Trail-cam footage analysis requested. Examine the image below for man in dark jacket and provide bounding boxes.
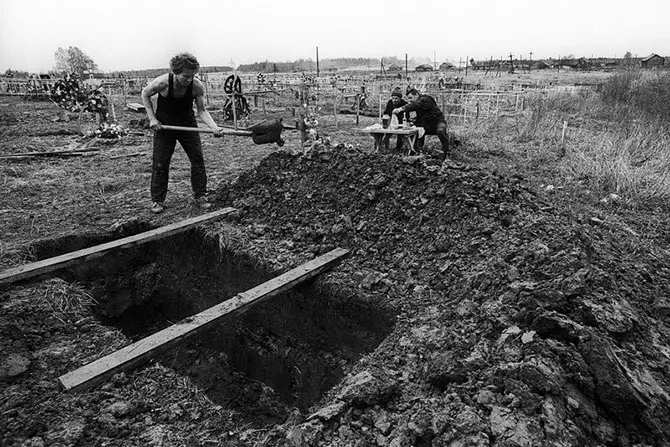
[392,88,450,158]
[382,87,407,151]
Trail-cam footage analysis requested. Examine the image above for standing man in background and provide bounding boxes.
[141,52,224,214]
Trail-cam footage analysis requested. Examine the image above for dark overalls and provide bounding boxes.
[151,74,206,203]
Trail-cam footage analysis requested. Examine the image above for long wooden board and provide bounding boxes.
[0,208,237,287]
[0,146,100,159]
[126,102,145,112]
[58,247,350,393]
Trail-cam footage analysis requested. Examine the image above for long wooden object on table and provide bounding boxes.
[0,208,237,287]
[58,247,350,393]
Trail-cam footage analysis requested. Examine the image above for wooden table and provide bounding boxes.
[357,126,423,154]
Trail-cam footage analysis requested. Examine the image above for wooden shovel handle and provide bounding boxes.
[160,125,252,136]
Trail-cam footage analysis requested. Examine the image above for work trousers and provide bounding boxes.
[414,122,450,157]
[383,134,405,152]
[151,129,207,203]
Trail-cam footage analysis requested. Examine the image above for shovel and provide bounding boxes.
[160,118,285,146]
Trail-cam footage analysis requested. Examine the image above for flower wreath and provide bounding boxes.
[50,74,109,120]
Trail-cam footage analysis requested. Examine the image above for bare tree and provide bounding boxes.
[54,46,97,76]
[624,51,633,66]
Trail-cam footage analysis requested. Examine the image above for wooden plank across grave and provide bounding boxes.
[58,247,350,393]
[0,208,237,287]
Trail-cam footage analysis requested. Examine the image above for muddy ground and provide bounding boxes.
[1,92,670,447]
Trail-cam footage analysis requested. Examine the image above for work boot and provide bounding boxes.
[150,202,164,214]
[413,138,424,155]
[193,195,211,210]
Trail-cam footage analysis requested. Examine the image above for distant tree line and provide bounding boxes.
[108,66,234,79]
[236,57,438,73]
[237,57,381,73]
[2,69,34,78]
[469,54,650,71]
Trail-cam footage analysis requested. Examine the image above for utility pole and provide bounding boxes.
[509,53,514,73]
[405,53,408,79]
[316,46,319,77]
[529,51,533,72]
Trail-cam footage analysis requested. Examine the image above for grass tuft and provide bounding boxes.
[35,278,98,323]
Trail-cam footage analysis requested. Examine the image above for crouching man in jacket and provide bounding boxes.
[392,88,450,158]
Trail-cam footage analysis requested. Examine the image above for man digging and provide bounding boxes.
[141,52,225,214]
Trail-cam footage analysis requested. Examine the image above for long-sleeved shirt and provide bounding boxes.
[402,94,446,132]
[383,98,407,123]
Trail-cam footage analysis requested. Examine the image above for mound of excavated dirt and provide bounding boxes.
[213,145,670,446]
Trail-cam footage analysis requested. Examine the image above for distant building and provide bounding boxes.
[439,62,456,71]
[599,59,620,69]
[640,53,665,68]
[415,64,434,72]
[531,61,550,70]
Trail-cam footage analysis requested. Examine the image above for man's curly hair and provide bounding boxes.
[170,53,200,74]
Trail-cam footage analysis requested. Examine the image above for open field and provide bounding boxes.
[2,69,670,446]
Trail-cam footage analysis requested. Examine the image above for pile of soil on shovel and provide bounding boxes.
[211,145,670,446]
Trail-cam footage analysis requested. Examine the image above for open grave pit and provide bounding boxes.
[30,228,394,426]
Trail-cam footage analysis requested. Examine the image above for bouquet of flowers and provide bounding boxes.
[303,107,320,143]
[94,122,127,139]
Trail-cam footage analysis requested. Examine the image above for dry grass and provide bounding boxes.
[565,119,670,201]
[34,277,98,323]
[462,72,670,207]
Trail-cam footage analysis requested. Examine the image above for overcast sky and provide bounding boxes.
[1,0,668,73]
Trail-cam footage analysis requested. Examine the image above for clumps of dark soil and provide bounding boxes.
[213,146,670,446]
